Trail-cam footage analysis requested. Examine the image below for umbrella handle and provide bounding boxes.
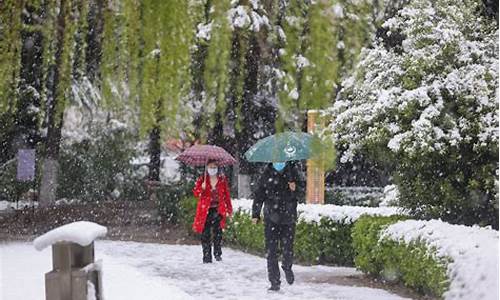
[203,161,208,190]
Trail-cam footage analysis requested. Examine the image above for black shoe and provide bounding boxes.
[268,284,280,292]
[215,256,222,262]
[283,268,294,285]
[203,258,212,263]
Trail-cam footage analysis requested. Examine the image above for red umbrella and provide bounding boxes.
[175,144,237,166]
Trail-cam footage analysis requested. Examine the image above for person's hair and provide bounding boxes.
[207,159,218,165]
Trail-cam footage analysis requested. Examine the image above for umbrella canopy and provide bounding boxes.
[175,144,237,166]
[244,131,320,163]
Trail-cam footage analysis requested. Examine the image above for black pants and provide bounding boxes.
[265,221,295,286]
[201,208,222,262]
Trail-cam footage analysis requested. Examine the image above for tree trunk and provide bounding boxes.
[39,157,59,205]
[14,3,44,151]
[86,0,104,83]
[191,0,212,141]
[148,51,162,182]
[148,125,161,182]
[39,0,68,207]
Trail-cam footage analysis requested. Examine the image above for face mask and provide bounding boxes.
[272,162,286,172]
[207,167,218,176]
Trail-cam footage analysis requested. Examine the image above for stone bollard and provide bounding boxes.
[34,221,107,300]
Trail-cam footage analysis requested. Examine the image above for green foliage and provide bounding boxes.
[157,181,193,224]
[276,0,308,130]
[178,195,198,232]
[295,217,355,265]
[140,0,194,135]
[101,0,130,110]
[300,0,338,110]
[395,149,499,228]
[100,0,194,136]
[225,211,355,265]
[311,129,337,171]
[352,215,408,273]
[203,0,233,120]
[225,211,266,254]
[352,215,449,297]
[54,0,80,123]
[277,0,379,130]
[0,0,22,113]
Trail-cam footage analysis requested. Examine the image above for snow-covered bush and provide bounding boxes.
[353,215,449,297]
[382,220,499,300]
[353,216,499,299]
[225,210,356,265]
[379,184,399,207]
[223,199,406,265]
[58,123,139,202]
[330,0,499,227]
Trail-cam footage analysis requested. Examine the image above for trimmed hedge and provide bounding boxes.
[224,210,355,266]
[352,215,450,297]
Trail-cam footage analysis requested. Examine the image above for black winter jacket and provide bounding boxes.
[252,163,301,224]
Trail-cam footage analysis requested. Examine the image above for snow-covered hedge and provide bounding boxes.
[225,199,406,265]
[353,216,499,299]
[382,220,499,300]
[325,186,385,206]
[232,199,405,223]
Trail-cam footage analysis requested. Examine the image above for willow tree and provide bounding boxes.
[201,0,233,138]
[39,0,81,206]
[100,0,194,181]
[276,0,381,130]
[0,0,23,162]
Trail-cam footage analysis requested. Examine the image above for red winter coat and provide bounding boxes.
[192,174,233,233]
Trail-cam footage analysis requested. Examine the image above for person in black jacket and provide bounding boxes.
[252,161,301,292]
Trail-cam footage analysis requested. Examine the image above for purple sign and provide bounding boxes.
[17,149,36,182]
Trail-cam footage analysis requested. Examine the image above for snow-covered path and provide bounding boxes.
[1,240,410,300]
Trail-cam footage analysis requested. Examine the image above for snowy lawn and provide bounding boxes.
[1,240,411,300]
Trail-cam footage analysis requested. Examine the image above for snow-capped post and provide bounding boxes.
[33,221,107,300]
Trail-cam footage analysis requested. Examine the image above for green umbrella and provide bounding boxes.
[244,131,320,162]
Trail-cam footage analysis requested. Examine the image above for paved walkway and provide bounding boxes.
[1,240,412,300]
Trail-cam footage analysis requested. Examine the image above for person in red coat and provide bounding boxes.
[192,159,233,263]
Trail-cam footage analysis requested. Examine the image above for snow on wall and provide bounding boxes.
[381,219,499,300]
[232,199,405,224]
[33,221,108,251]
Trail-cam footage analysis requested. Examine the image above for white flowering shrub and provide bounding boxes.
[329,0,498,227]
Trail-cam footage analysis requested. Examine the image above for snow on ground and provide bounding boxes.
[233,199,405,223]
[33,221,107,251]
[381,220,499,300]
[0,240,411,300]
[0,200,36,210]
[0,198,80,211]
[0,242,190,300]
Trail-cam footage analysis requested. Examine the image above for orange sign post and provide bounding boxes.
[306,110,325,204]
